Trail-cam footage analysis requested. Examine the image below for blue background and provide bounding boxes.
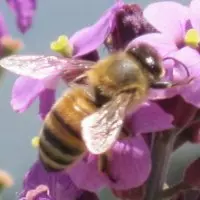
[0,0,199,199]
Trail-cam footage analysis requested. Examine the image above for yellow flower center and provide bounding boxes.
[31,136,39,148]
[50,35,73,57]
[184,28,200,48]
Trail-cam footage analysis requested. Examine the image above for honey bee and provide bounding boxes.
[0,43,173,181]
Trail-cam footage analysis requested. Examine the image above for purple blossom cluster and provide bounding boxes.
[3,0,200,199]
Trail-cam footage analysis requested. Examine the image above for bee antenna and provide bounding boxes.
[163,57,190,78]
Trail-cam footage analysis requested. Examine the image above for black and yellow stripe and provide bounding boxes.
[39,88,98,171]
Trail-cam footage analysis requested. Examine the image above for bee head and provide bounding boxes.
[128,43,165,81]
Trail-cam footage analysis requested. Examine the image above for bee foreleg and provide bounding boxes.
[98,153,117,183]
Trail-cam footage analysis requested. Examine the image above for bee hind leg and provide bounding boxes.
[98,154,117,183]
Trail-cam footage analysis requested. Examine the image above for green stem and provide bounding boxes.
[144,109,196,200]
[144,131,177,200]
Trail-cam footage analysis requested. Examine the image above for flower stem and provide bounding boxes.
[144,131,177,200]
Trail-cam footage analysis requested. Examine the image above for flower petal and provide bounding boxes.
[112,185,144,200]
[143,1,188,43]
[168,47,200,107]
[11,76,45,113]
[19,161,83,200]
[169,47,200,78]
[127,33,177,58]
[126,101,174,135]
[189,0,200,32]
[157,95,198,127]
[69,136,151,190]
[181,79,200,108]
[107,136,151,189]
[70,2,121,57]
[6,0,37,33]
[149,47,200,101]
[68,156,106,192]
[184,158,200,188]
[39,89,55,120]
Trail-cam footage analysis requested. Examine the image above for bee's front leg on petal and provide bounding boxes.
[98,153,117,183]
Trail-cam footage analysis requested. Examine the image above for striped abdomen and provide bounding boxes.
[39,87,98,171]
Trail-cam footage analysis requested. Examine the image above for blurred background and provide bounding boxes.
[0,0,198,199]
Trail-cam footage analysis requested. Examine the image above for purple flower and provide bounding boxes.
[143,1,189,48]
[10,0,155,119]
[138,1,200,107]
[123,0,200,113]
[184,157,200,189]
[112,185,144,200]
[18,161,99,200]
[125,0,200,144]
[12,76,58,119]
[10,1,120,118]
[6,0,37,33]
[11,34,100,119]
[10,0,157,119]
[68,136,152,191]
[61,103,173,191]
[104,2,157,52]
[11,1,175,192]
[21,103,173,196]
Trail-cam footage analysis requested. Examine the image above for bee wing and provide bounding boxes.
[81,94,133,154]
[0,55,95,80]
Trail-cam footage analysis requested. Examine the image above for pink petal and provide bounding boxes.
[168,47,200,107]
[70,2,122,57]
[19,161,83,200]
[168,47,200,78]
[112,185,144,200]
[126,101,174,135]
[7,0,37,33]
[181,79,200,108]
[143,2,188,44]
[69,136,151,191]
[190,0,200,32]
[39,89,55,120]
[107,136,151,189]
[68,156,106,192]
[127,33,177,58]
[149,47,200,101]
[184,158,200,188]
[148,87,179,101]
[11,76,45,113]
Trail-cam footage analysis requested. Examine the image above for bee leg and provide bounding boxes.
[98,154,117,183]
